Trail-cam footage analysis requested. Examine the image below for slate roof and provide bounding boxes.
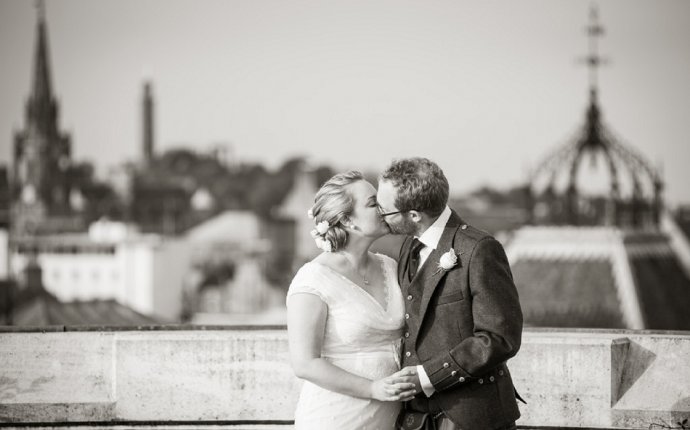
[506,226,690,330]
[675,212,690,242]
[630,255,690,330]
[5,282,161,327]
[512,259,626,328]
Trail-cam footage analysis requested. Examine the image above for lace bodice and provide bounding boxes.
[287,253,405,361]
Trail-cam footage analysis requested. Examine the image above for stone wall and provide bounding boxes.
[1,327,689,429]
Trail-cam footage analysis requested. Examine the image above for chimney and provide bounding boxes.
[142,81,154,164]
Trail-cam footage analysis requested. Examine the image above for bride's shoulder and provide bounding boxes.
[291,260,322,281]
[287,262,327,301]
[291,256,336,283]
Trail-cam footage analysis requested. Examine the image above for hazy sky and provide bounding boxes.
[1,0,689,204]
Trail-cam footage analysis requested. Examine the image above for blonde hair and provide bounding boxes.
[310,171,364,252]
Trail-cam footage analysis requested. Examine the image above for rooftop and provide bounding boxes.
[0,326,688,429]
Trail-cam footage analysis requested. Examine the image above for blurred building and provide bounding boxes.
[3,3,335,327]
[7,255,160,326]
[449,188,530,240]
[507,7,690,330]
[664,206,690,278]
[8,3,126,238]
[126,82,196,235]
[507,227,690,329]
[0,167,9,279]
[180,162,326,325]
[10,3,83,235]
[274,164,320,267]
[9,219,191,321]
[0,168,12,324]
[183,210,285,325]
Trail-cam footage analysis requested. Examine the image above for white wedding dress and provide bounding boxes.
[287,253,405,430]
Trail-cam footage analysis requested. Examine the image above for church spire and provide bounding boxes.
[582,5,607,98]
[12,0,73,234]
[30,0,54,106]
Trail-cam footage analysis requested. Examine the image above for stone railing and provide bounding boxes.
[1,326,689,429]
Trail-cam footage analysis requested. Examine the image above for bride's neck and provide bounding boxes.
[338,237,373,269]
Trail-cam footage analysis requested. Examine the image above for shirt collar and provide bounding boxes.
[416,205,452,250]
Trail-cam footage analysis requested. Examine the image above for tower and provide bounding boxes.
[528,6,663,228]
[142,81,154,164]
[508,6,690,331]
[12,1,73,234]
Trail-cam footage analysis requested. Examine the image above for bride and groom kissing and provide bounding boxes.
[287,157,524,430]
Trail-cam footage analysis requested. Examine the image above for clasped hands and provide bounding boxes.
[370,366,420,402]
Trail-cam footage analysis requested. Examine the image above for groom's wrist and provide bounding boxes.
[424,352,471,392]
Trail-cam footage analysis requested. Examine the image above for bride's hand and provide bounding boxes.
[369,369,417,402]
[388,366,421,387]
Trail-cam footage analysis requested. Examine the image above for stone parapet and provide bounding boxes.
[1,327,689,429]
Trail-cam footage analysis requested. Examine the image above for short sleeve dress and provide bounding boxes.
[286,253,405,430]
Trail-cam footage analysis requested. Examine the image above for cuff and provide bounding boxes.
[416,365,435,397]
[423,351,473,392]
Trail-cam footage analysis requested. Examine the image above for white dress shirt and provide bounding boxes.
[412,205,452,397]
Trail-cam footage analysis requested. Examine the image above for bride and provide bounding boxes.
[286,171,416,429]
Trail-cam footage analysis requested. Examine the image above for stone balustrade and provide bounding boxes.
[1,326,689,429]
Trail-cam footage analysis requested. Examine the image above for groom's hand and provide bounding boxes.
[388,366,421,396]
[370,369,417,402]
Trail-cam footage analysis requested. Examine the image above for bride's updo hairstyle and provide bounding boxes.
[309,170,364,252]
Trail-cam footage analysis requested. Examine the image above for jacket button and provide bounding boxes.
[443,362,449,368]
[498,370,504,376]
[478,378,484,384]
[404,332,410,338]
[489,376,495,382]
[459,377,465,383]
[407,295,413,301]
[461,224,468,230]
[451,371,457,377]
[405,313,409,320]
[406,352,411,357]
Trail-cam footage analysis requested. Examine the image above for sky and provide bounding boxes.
[1,0,689,205]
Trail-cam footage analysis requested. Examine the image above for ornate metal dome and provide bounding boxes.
[527,7,663,228]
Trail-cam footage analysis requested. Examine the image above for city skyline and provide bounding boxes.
[1,0,689,205]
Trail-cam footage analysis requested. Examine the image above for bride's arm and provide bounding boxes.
[287,293,415,401]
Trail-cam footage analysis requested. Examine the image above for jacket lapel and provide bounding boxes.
[398,236,413,287]
[412,210,465,330]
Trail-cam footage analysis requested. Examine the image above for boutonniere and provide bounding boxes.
[433,248,461,275]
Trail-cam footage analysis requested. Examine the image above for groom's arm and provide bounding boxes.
[422,236,523,392]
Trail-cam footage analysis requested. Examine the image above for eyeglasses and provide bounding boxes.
[377,204,410,218]
[379,209,406,217]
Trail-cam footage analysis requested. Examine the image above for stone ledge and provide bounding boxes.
[1,325,688,334]
[1,328,689,429]
[0,425,291,430]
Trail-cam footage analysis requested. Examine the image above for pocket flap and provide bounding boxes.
[436,291,464,305]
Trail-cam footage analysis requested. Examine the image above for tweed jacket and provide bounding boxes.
[398,209,523,429]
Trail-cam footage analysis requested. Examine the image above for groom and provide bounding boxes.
[377,158,523,430]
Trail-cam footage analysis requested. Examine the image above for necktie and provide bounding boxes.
[408,238,425,282]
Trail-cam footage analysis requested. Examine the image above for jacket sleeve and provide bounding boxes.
[422,237,523,392]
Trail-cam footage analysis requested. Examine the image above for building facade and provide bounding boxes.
[9,219,191,320]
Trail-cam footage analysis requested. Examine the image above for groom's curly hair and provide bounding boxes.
[380,158,449,218]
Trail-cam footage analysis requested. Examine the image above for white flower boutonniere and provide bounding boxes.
[434,248,459,275]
